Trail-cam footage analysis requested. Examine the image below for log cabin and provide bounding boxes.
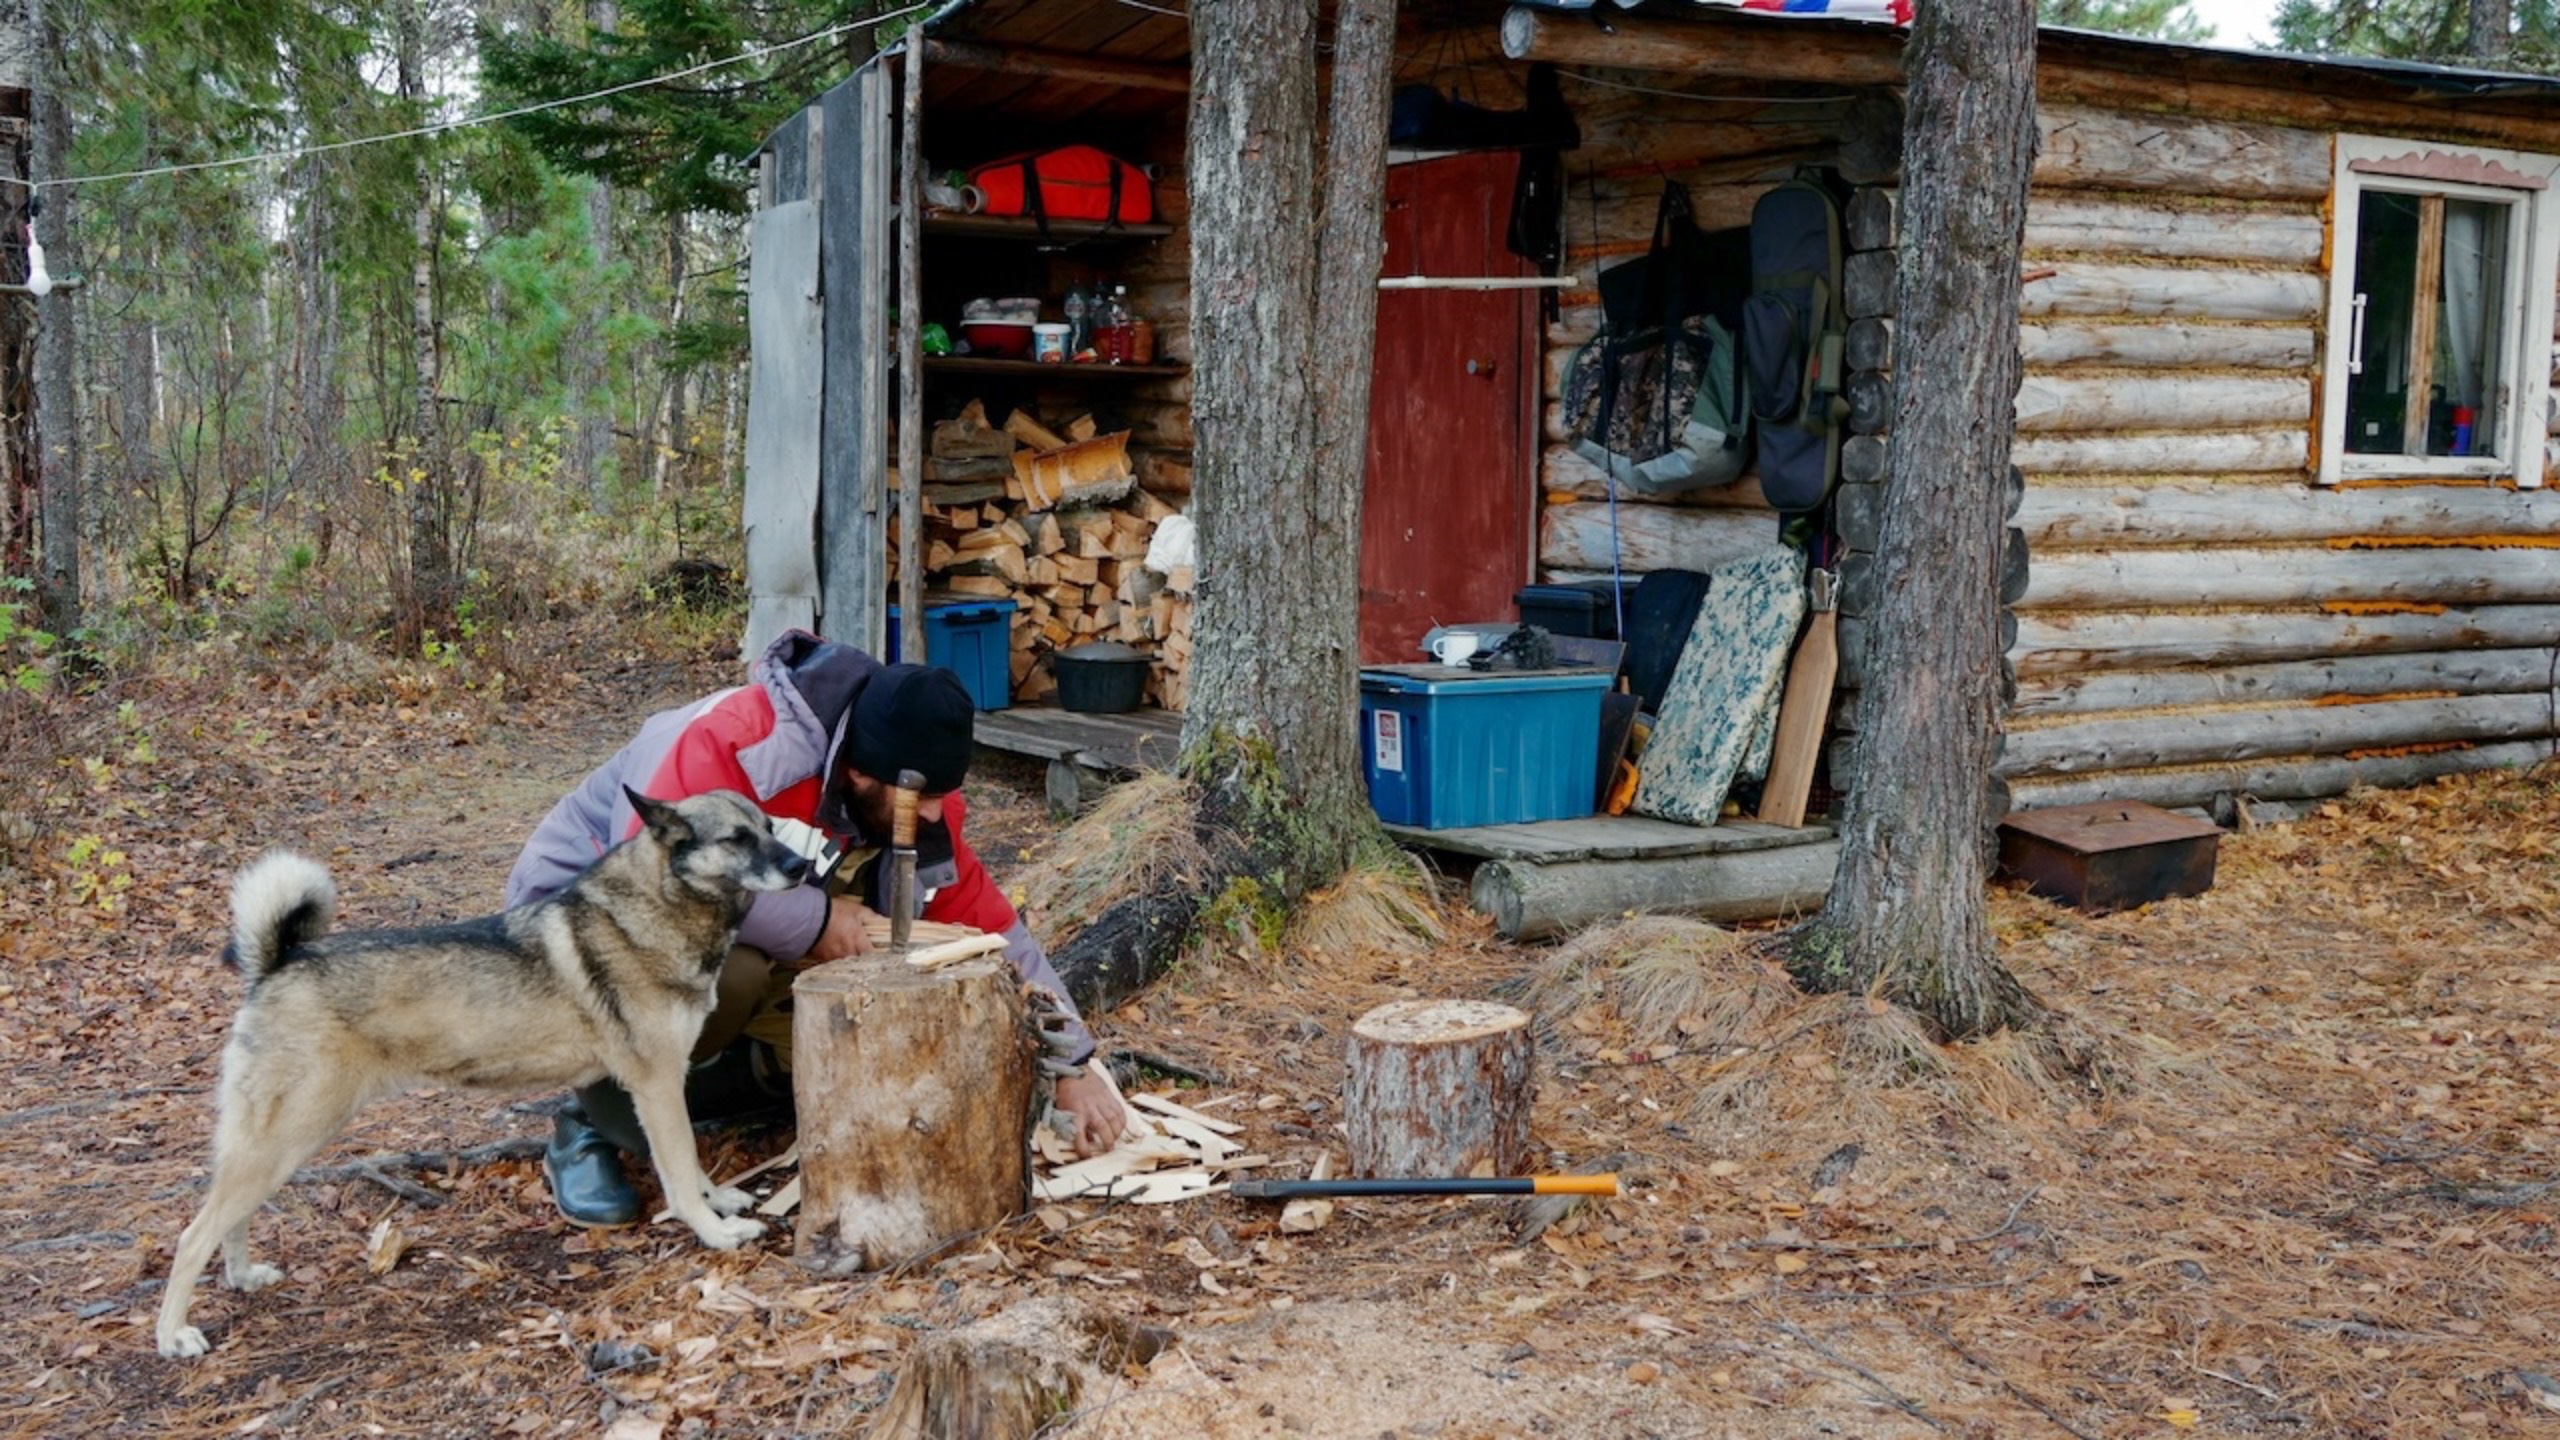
[744,0,2560,841]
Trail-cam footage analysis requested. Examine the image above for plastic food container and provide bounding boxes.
[1032,323,1071,364]
[960,321,1035,359]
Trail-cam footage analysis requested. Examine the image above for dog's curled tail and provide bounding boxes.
[225,852,337,980]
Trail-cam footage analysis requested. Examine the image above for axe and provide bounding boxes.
[887,768,924,952]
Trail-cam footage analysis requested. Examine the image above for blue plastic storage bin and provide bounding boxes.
[1359,667,1612,829]
[886,599,1016,711]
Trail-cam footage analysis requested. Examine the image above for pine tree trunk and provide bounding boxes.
[2468,0,2512,62]
[1053,0,1400,1007]
[1788,0,2043,1040]
[1180,0,1395,883]
[31,0,79,633]
[654,210,688,498]
[399,0,451,633]
[569,0,618,502]
[0,87,31,587]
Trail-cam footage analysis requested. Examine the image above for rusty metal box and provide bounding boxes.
[1996,800,2222,914]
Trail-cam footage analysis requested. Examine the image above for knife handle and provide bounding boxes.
[891,768,925,848]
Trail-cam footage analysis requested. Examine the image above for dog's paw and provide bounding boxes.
[226,1261,284,1293]
[691,1214,766,1250]
[158,1325,211,1360]
[706,1184,755,1215]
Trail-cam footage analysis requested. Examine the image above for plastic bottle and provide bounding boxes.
[2451,406,2475,457]
[1063,286,1092,356]
[1102,284,1135,365]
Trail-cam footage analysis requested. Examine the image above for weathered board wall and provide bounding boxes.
[1830,99,2560,818]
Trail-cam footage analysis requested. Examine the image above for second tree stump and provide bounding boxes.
[1344,998,1534,1178]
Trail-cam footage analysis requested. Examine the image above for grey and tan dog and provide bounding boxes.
[157,788,806,1359]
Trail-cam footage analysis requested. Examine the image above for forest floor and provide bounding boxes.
[5,613,2560,1439]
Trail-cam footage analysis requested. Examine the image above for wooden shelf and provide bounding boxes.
[922,212,1174,242]
[923,356,1187,380]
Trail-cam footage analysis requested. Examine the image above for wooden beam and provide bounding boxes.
[2402,194,2447,458]
[2003,691,2556,778]
[2012,428,2307,476]
[897,44,926,665]
[2020,262,2323,322]
[2022,545,2560,611]
[2009,603,2560,677]
[2014,374,2310,433]
[2020,322,2314,371]
[2007,739,2551,816]
[2011,646,2560,719]
[1499,4,1904,88]
[924,39,1190,93]
[2015,479,2560,547]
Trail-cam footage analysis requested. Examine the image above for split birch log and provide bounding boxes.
[790,954,1032,1274]
[865,1298,1174,1440]
[2011,603,2560,676]
[1344,1000,1534,1179]
[1473,841,1841,941]
[1013,431,1136,512]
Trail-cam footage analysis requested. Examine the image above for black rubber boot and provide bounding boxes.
[685,1039,792,1125]
[543,1102,641,1229]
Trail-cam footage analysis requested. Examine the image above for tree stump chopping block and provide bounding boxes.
[1344,999,1534,1179]
[790,954,1032,1274]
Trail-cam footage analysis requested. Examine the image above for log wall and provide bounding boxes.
[1947,102,2560,817]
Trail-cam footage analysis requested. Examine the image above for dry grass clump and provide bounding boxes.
[1014,771,1210,943]
[1288,848,1451,968]
[1521,915,1788,1048]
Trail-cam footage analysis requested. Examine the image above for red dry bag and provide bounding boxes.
[971,146,1154,229]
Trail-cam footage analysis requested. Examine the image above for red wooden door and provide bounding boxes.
[1359,152,1539,664]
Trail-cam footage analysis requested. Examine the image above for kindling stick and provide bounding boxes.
[1232,1174,1620,1200]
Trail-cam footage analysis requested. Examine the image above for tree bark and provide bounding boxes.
[1787,0,2044,1039]
[653,209,689,497]
[31,0,79,632]
[569,0,618,503]
[399,0,451,634]
[0,68,31,587]
[1179,0,1395,882]
[2468,0,2512,64]
[1049,0,1400,1008]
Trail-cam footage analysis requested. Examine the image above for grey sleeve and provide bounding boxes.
[1003,920,1096,1065]
[735,883,831,961]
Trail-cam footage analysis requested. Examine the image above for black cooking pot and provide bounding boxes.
[1052,641,1153,713]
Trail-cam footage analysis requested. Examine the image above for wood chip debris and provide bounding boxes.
[1033,1076,1242,1205]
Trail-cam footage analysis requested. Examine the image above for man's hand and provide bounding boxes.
[802,898,881,965]
[1052,1069,1129,1158]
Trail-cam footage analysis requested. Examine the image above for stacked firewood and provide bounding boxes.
[890,399,1197,709]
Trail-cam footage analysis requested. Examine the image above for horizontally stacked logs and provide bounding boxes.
[890,398,1196,708]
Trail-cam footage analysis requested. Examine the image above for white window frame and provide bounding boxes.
[2319,135,2560,488]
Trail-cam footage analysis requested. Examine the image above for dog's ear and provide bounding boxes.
[624,786,689,842]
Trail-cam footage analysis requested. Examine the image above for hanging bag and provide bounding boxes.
[1561,184,1751,496]
[1741,169,1851,516]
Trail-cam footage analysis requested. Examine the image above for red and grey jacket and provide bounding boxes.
[505,630,1092,1060]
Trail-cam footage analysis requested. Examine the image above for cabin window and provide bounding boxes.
[2320,137,2560,488]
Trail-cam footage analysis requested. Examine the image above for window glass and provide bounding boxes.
[2342,189,2513,460]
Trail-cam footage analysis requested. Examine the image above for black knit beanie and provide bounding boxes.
[840,664,976,794]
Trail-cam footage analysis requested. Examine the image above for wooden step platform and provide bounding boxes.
[972,702,1184,814]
